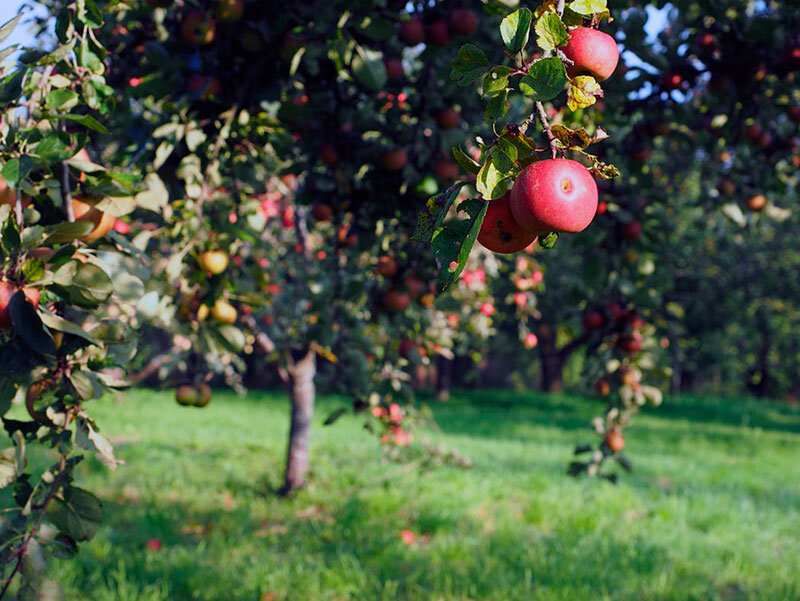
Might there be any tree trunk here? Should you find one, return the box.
[434,354,453,401]
[537,325,564,392]
[281,347,316,495]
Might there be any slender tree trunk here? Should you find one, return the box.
[537,325,564,392]
[434,354,453,401]
[281,347,316,495]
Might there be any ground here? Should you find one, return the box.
[16,389,800,600]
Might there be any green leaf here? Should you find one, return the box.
[413,182,467,243]
[38,41,76,66]
[451,146,481,175]
[45,89,80,111]
[535,13,569,52]
[450,44,490,86]
[500,8,532,55]
[47,487,104,542]
[568,0,610,17]
[323,407,348,425]
[1,211,21,254]
[44,113,108,134]
[484,89,508,124]
[9,292,56,356]
[38,306,100,345]
[0,13,22,45]
[476,157,511,200]
[53,261,114,308]
[519,57,567,101]
[43,221,94,245]
[68,371,96,400]
[1,155,35,188]
[35,133,74,161]
[482,66,512,96]
[0,68,26,104]
[352,49,387,91]
[432,199,489,290]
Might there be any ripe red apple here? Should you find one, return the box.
[618,332,643,355]
[786,45,800,69]
[434,159,459,182]
[717,178,735,197]
[405,275,425,300]
[595,379,611,396]
[72,198,116,242]
[523,333,538,349]
[311,203,333,222]
[319,143,339,166]
[384,57,404,81]
[596,201,607,215]
[0,282,39,330]
[477,193,540,254]
[181,11,216,45]
[436,107,460,129]
[562,27,619,81]
[620,220,642,241]
[398,18,425,45]
[399,339,425,359]
[510,159,598,234]
[746,194,767,211]
[427,19,451,47]
[582,310,606,332]
[215,0,244,22]
[384,290,411,312]
[605,429,625,452]
[381,148,408,171]
[377,256,398,277]
[449,8,478,36]
[744,123,762,141]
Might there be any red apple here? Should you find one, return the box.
[744,123,763,141]
[311,203,333,222]
[0,282,39,331]
[436,107,460,129]
[181,11,216,45]
[605,429,625,452]
[187,74,221,99]
[595,379,611,396]
[449,8,478,36]
[582,310,606,332]
[377,256,398,277]
[746,194,766,211]
[427,19,451,47]
[381,148,408,171]
[384,57,404,81]
[620,220,642,241]
[717,178,735,197]
[562,27,619,81]
[661,72,683,90]
[384,290,411,312]
[477,193,540,254]
[434,159,459,182]
[618,333,643,355]
[510,159,598,234]
[319,143,339,166]
[398,18,425,45]
[405,275,425,300]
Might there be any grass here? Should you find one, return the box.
[11,388,800,601]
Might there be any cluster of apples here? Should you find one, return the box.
[377,256,435,313]
[0,150,117,243]
[174,382,213,407]
[583,301,646,356]
[477,27,620,254]
[371,403,412,447]
[190,250,238,325]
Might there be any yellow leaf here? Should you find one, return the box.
[567,76,602,111]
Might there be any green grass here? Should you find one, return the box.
[16,389,800,600]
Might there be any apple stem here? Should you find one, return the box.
[534,101,559,159]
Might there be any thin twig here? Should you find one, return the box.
[60,161,75,222]
[534,101,559,159]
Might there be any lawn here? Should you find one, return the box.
[17,388,800,600]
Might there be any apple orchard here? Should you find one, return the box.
[1,0,799,596]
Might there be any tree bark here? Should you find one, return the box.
[434,354,453,401]
[280,347,316,496]
[537,325,564,392]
